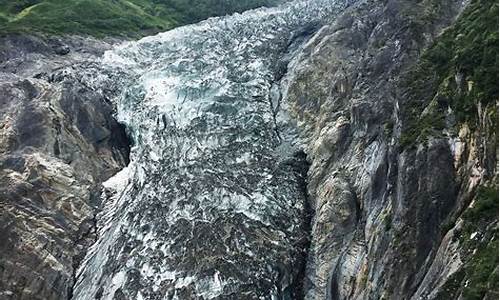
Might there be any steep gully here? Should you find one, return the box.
[72,0,355,299]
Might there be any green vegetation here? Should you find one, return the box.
[461,235,498,300]
[437,185,498,300]
[151,0,282,24]
[399,0,499,149]
[402,2,499,296]
[437,236,498,300]
[462,186,499,234]
[0,0,283,37]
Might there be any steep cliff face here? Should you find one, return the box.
[282,0,498,299]
[0,35,130,300]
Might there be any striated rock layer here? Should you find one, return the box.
[282,0,498,299]
[0,35,130,300]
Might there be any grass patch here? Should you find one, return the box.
[0,0,283,37]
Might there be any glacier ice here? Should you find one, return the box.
[73,0,354,299]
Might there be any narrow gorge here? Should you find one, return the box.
[0,0,497,299]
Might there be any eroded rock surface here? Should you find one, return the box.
[282,0,498,299]
[0,35,130,300]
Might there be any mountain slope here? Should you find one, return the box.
[0,0,284,36]
[282,0,498,298]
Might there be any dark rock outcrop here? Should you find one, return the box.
[0,35,130,300]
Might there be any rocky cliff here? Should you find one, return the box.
[0,35,130,299]
[282,0,498,299]
[0,0,497,299]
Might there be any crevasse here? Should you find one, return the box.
[73,1,353,299]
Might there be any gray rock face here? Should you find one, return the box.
[282,0,497,299]
[0,35,130,300]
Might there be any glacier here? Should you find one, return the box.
[73,0,355,299]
